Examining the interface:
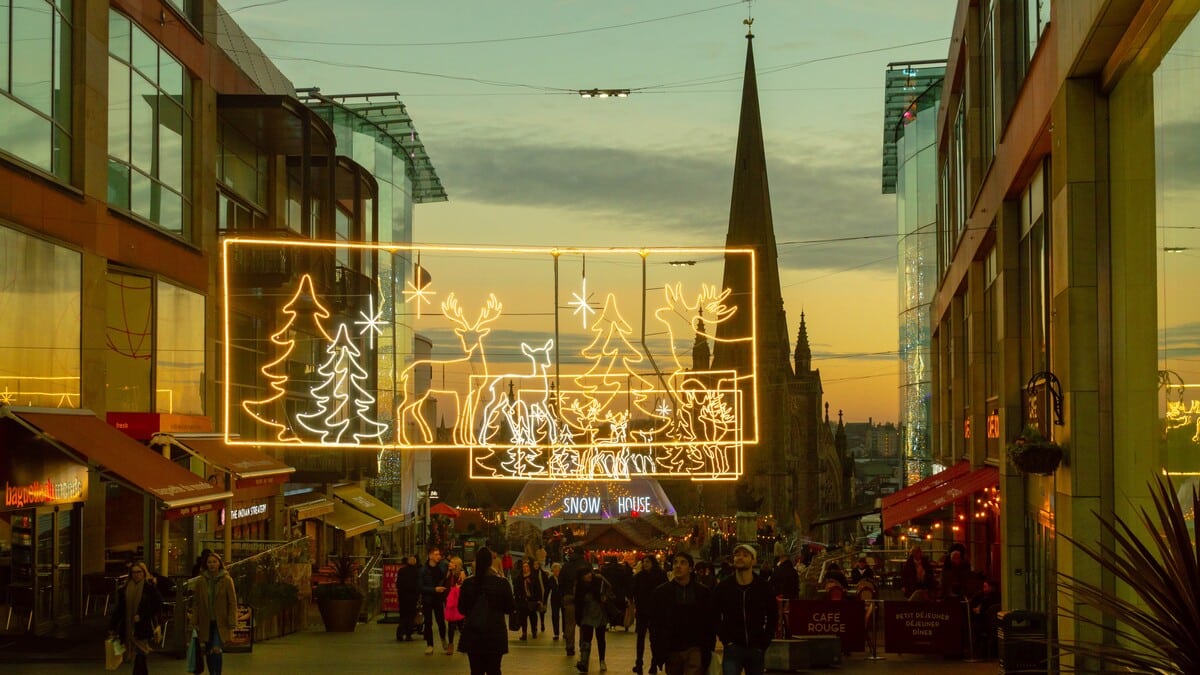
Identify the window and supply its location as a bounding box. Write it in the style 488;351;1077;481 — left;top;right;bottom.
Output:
0;0;72;180
107;10;191;238
217;121;266;207
156;280;204;415
0;226;81;407
1024;0;1051;66
105;268;153;411
1019;164;1049;382
979;1;997;169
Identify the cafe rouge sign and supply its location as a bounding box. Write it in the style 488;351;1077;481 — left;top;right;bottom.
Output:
3;444;89;508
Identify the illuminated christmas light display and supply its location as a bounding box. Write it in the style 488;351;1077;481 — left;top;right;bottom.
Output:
221;239;758;481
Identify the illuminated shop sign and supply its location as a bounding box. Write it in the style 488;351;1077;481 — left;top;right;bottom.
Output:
5;477;85;507
223;240;758;483
562;495;653;516
231;503;268;520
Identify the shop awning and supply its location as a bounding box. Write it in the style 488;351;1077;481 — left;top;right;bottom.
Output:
332;485;403;527
325;500;380;538
3;407;231;518
810;501;882;529
882;461;999;528
285;492;335;520
154;434;294;489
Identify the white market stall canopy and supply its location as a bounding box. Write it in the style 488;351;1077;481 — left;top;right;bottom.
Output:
507;479;676;530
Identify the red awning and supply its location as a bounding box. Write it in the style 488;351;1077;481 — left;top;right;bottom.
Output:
882;461;999;528
156;434;294;490
5;408;232;518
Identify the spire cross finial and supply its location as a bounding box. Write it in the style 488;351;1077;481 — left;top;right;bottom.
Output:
744;0;754;37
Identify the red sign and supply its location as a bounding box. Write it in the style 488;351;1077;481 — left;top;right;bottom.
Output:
963;418;971;439
235;473;290;489
381;563;400;613
882;600;966;656
986;412;1000;439
787;600;866;652
106;412;212;441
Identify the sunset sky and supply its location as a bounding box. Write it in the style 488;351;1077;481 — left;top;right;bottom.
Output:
225;0;953;424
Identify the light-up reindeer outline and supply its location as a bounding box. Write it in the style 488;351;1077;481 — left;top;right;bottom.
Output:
396;293;501;445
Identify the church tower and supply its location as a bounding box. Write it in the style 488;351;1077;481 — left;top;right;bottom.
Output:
711;28;800;521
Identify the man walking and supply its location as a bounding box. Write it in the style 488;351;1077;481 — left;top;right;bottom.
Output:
714;544;777;675
649;551;716;675
418;547;449;655
560;547;592;657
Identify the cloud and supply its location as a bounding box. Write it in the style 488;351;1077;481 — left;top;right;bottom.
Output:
429;130;897;274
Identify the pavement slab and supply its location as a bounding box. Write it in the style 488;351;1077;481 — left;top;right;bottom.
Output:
1;618;1000;674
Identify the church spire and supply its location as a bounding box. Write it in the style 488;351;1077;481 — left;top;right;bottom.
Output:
712;31;793;392
794;311;812;375
691;314;711;371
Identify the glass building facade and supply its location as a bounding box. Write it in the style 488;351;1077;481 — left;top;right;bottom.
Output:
0;0;72;180
884;62;945;485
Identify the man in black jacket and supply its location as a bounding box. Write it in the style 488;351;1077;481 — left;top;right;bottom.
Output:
559;547;593;657
649;551;716;675
714;544;777;675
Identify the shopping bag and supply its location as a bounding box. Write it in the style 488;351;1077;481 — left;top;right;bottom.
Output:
622;602;636;629
104;638;124;671
706;651;722;675
186;628;205;674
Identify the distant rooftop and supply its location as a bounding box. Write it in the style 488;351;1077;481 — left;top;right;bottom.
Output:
299;91;448;203
881;60;946;195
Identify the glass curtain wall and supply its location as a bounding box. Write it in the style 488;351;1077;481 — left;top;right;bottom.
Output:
0;227;81;406
156;280;204;415
107;10;192;238
896;75;943;484
1154;18;1200;474
0;0;72;180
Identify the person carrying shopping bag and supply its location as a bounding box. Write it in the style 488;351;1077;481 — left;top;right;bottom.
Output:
193;551;237;675
108;561;163;675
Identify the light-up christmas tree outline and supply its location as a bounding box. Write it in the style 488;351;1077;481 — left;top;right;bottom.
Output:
242;275;331;442
294;323;388;444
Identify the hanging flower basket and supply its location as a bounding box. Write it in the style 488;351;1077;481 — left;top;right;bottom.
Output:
1008;426;1063;475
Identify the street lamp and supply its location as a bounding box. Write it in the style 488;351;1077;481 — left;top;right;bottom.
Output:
578;88;630;98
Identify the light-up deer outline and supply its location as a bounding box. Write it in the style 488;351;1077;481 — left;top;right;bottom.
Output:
396;293;501;445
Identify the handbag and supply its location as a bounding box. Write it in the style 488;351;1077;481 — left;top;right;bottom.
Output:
445;585;465;622
186;627;205;674
508;607;521;631
104;638;124;671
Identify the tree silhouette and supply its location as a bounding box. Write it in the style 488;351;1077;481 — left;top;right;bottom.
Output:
242;275;331;442
294;323;387;444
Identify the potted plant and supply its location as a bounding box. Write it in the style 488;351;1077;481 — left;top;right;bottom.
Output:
1007;425;1063;475
313;555;363;632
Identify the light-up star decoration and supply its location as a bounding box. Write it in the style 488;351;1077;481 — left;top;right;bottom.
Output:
0;387;14;405
655;399;673;417
402;264;435;319
353;284;386;349
569;276;597;329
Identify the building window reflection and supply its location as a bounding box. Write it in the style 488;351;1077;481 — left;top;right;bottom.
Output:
0;0;72;180
1154;18;1200;473
0;227;81;407
107;10;192;238
156;280;205;415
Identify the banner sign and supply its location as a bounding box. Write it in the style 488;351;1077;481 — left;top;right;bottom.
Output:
786;600;866;652
381;563;400;613
225;603;254;653
882;600;966;656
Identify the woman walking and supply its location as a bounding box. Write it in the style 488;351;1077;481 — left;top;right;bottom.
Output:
194;551;238;675
574;567;613;672
458;547;516;675
630;556;667;674
514;559;544;639
444;555;467;654
109;561;163;675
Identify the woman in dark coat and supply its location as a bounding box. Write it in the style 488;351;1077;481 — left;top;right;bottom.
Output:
458;547;516;675
630;556;667;675
574;567;613;673
513;559;544;639
109;561;163;675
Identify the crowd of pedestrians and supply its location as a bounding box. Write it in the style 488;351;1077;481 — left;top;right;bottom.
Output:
390;540;1000;675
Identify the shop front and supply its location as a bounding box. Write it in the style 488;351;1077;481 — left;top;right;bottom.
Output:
0;407;231;633
1;431;89;632
152;434;295;563
331;485;404;556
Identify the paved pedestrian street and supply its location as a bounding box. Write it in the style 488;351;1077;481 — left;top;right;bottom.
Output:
6;620;1000;675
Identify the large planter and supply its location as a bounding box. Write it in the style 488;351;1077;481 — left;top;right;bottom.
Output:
1010;442;1063;475
316;596;364;632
